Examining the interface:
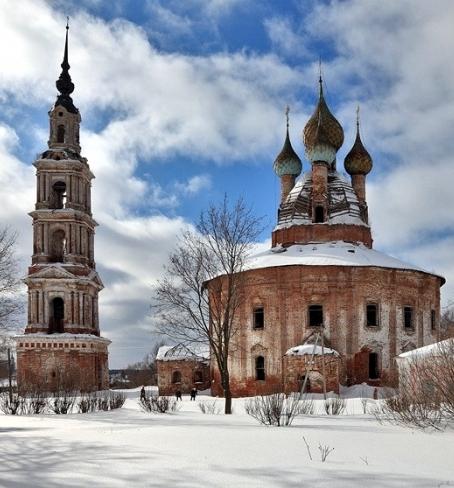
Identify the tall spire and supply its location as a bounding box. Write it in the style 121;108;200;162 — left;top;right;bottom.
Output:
318;57;323;98
55;19;78;114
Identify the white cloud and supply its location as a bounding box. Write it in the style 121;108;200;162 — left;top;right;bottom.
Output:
264;16;309;59
174;174;212;196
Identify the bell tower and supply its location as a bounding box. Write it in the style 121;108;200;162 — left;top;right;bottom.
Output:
15;23;110;392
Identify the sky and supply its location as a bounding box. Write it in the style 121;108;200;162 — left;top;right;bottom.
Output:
1;0;454;368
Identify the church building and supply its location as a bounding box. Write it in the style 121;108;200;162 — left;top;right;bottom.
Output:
15;25;110;392
206;76;444;396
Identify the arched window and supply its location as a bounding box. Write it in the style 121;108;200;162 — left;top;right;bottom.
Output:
308;305;323;327
314;206;324;223
49;297;64;334
57;125;65;143
255;356;265;381
51;181;66;209
50;229;66;262
172;371;181;384
194;370;203;383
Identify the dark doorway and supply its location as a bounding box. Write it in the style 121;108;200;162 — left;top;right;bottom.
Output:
314;206;324;223
369;352;379;380
49;297;64;334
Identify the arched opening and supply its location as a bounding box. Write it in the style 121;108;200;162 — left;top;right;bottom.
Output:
50;229;66;262
255;356;265;381
172;371;181;384
298;374;311;393
194;370;203;383
51;181;66;209
49;297;64;334
368;352;380;380
57;125;65;143
314;206;325;223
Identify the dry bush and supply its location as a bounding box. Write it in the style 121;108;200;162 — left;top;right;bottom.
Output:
245;393;310;426
109;391;126;410
78;393;98;413
373;340;454;430
324;395;346;415
139;395;179;413
21;390;48;415
198;400;221;415
50;390;76;415
0;392;24;415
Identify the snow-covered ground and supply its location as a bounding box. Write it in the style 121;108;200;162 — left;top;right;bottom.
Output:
1;387;453;487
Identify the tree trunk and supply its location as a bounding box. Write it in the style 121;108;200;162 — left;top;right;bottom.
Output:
224;385;232;414
221;369;232;414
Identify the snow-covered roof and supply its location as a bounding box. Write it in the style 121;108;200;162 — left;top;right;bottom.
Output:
246;241;442;279
397;339;454;359
275;171;367;229
285;344;340;357
156;344;210;362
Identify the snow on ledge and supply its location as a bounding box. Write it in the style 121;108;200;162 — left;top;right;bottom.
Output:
246;241;442;279
14;333;111;344
285;344;340;357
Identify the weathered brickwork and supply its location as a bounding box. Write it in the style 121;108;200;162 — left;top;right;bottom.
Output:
157;359;210;396
15;28;110;393
209;265;441;397
283;355;340;394
16;337;109;392
272;224;373;249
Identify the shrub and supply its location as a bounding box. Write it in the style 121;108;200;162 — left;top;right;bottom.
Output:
139;395;179;413
245;393;309;426
50;390;75;415
373;340;454;430
324;395;346;415
198;400;221;415
0;392;24;415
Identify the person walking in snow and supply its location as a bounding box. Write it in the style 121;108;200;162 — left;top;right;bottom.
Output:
140;386;146;400
175;389;182;401
190;387;197;401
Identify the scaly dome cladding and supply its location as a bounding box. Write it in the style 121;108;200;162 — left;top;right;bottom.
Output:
303;86;344;153
344;131;373;175
273;130;302;177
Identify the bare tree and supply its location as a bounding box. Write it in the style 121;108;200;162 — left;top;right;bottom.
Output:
153;197;264;414
0;227;21;329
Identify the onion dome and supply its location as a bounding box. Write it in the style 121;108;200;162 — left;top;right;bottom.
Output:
344;108;373;175
303;76;344;154
273;107;302;178
305;117;336;164
55;20;78;114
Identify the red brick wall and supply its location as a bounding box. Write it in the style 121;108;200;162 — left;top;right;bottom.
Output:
208;264;441;397
282;355;340;394
272;224;373;248
157;359;210;396
16;339;109;392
